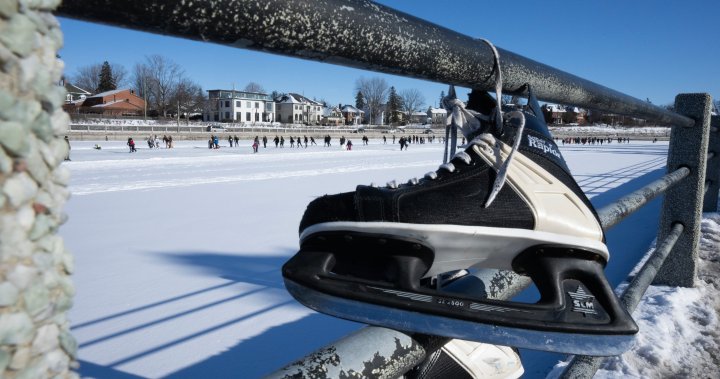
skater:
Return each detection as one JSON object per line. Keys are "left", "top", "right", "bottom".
{"left": 252, "top": 139, "right": 259, "bottom": 153}
{"left": 346, "top": 139, "right": 352, "bottom": 150}
{"left": 280, "top": 136, "right": 285, "bottom": 148}
{"left": 234, "top": 135, "right": 239, "bottom": 147}
{"left": 383, "top": 135, "right": 387, "bottom": 144}
{"left": 127, "top": 138, "right": 136, "bottom": 153}
{"left": 64, "top": 136, "right": 71, "bottom": 161}
{"left": 274, "top": 135, "right": 280, "bottom": 148}
{"left": 213, "top": 135, "right": 219, "bottom": 149}
{"left": 310, "top": 136, "right": 317, "bottom": 146}
{"left": 208, "top": 137, "right": 213, "bottom": 149}
{"left": 304, "top": 136, "right": 308, "bottom": 148}
{"left": 282, "top": 39, "right": 637, "bottom": 357}
{"left": 168, "top": 136, "right": 174, "bottom": 148}
{"left": 362, "top": 135, "right": 369, "bottom": 145}
{"left": 290, "top": 136, "right": 295, "bottom": 148}
{"left": 228, "top": 136, "right": 234, "bottom": 147}
{"left": 263, "top": 135, "right": 268, "bottom": 148}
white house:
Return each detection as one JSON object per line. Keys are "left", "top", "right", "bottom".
{"left": 362, "top": 104, "right": 385, "bottom": 125}
{"left": 204, "top": 89, "right": 275, "bottom": 123}
{"left": 275, "top": 93, "right": 323, "bottom": 125}
{"left": 427, "top": 107, "right": 447, "bottom": 125}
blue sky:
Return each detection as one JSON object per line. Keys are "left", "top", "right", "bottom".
{"left": 58, "top": 0, "right": 719, "bottom": 109}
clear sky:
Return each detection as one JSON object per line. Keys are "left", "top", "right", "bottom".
{"left": 58, "top": 0, "right": 719, "bottom": 109}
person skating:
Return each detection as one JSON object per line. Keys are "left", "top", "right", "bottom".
{"left": 127, "top": 138, "right": 136, "bottom": 153}
{"left": 282, "top": 41, "right": 637, "bottom": 357}
{"left": 274, "top": 135, "right": 280, "bottom": 148}
{"left": 234, "top": 135, "right": 240, "bottom": 147}
{"left": 64, "top": 136, "right": 71, "bottom": 161}
{"left": 228, "top": 136, "right": 234, "bottom": 147}
{"left": 263, "top": 135, "right": 268, "bottom": 148}
{"left": 345, "top": 139, "right": 352, "bottom": 150}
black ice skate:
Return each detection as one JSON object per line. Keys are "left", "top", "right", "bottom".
{"left": 283, "top": 42, "right": 638, "bottom": 356}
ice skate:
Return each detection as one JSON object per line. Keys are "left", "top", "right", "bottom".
{"left": 283, "top": 41, "right": 637, "bottom": 356}
{"left": 406, "top": 338, "right": 524, "bottom": 379}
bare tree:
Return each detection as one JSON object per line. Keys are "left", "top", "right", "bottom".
{"left": 399, "top": 88, "right": 425, "bottom": 121}
{"left": 244, "top": 82, "right": 265, "bottom": 93}
{"left": 71, "top": 62, "right": 128, "bottom": 93}
{"left": 172, "top": 78, "right": 204, "bottom": 124}
{"left": 356, "top": 76, "right": 389, "bottom": 125}
{"left": 71, "top": 64, "right": 101, "bottom": 93}
{"left": 134, "top": 55, "right": 184, "bottom": 117}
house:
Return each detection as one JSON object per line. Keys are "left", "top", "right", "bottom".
{"left": 542, "top": 104, "right": 566, "bottom": 125}
{"left": 60, "top": 80, "right": 92, "bottom": 114}
{"left": 275, "top": 93, "right": 323, "bottom": 124}
{"left": 341, "top": 105, "right": 364, "bottom": 125}
{"left": 204, "top": 89, "right": 275, "bottom": 122}
{"left": 409, "top": 111, "right": 428, "bottom": 124}
{"left": 321, "top": 106, "right": 343, "bottom": 126}
{"left": 79, "top": 89, "right": 145, "bottom": 116}
{"left": 427, "top": 108, "right": 447, "bottom": 125}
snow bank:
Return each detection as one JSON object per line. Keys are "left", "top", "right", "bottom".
{"left": 548, "top": 213, "right": 720, "bottom": 378}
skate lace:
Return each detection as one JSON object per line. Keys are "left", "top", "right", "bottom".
{"left": 376, "top": 39, "right": 525, "bottom": 208}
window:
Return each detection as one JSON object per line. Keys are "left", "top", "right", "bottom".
{"left": 255, "top": 112, "right": 260, "bottom": 121}
{"left": 225, "top": 101, "right": 230, "bottom": 107}
{"left": 247, "top": 101, "right": 251, "bottom": 108}
{"left": 224, "top": 112, "right": 230, "bottom": 119}
{"left": 236, "top": 101, "right": 241, "bottom": 107}
{"left": 288, "top": 115, "right": 292, "bottom": 122}
{"left": 255, "top": 102, "right": 259, "bottom": 108}
{"left": 236, "top": 112, "right": 242, "bottom": 120}
{"left": 214, "top": 114, "right": 219, "bottom": 121}
{"left": 246, "top": 112, "right": 251, "bottom": 121}
{"left": 266, "top": 103, "right": 273, "bottom": 111}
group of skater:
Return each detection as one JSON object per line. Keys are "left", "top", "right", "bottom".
{"left": 120, "top": 133, "right": 446, "bottom": 154}
{"left": 558, "top": 136, "right": 632, "bottom": 145}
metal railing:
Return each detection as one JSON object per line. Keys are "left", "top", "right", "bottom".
{"left": 55, "top": 1, "right": 718, "bottom": 378}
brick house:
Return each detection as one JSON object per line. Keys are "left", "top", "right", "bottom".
{"left": 79, "top": 89, "right": 145, "bottom": 116}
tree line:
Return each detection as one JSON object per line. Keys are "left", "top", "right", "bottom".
{"left": 70, "top": 55, "right": 205, "bottom": 118}
{"left": 354, "top": 77, "right": 427, "bottom": 125}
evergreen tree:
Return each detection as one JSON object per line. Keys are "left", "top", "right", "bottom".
{"left": 439, "top": 90, "right": 445, "bottom": 107}
{"left": 387, "top": 86, "right": 402, "bottom": 124}
{"left": 96, "top": 61, "right": 116, "bottom": 93}
{"left": 355, "top": 91, "right": 365, "bottom": 110}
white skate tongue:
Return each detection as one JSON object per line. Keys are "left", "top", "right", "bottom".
{"left": 441, "top": 39, "right": 526, "bottom": 208}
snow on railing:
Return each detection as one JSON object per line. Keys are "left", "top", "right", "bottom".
{"left": 54, "top": 1, "right": 717, "bottom": 378}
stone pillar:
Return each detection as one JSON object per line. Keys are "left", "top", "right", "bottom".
{"left": 0, "top": 0, "right": 78, "bottom": 378}
{"left": 704, "top": 115, "right": 719, "bottom": 212}
{"left": 654, "top": 94, "right": 713, "bottom": 287}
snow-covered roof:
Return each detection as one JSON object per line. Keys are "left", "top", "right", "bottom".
{"left": 412, "top": 111, "right": 427, "bottom": 117}
{"left": 428, "top": 108, "right": 447, "bottom": 114}
{"left": 342, "top": 105, "right": 364, "bottom": 113}
{"left": 287, "top": 93, "right": 322, "bottom": 105}
{"left": 88, "top": 89, "right": 132, "bottom": 99}
{"left": 277, "top": 94, "right": 301, "bottom": 104}
{"left": 545, "top": 104, "right": 566, "bottom": 113}
{"left": 65, "top": 82, "right": 91, "bottom": 95}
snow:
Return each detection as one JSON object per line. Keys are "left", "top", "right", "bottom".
{"left": 60, "top": 139, "right": 719, "bottom": 378}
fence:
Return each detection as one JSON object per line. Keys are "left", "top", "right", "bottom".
{"left": 55, "top": 1, "right": 717, "bottom": 378}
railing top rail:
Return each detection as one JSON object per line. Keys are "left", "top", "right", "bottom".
{"left": 57, "top": 0, "right": 694, "bottom": 127}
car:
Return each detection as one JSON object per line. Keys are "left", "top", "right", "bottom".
{"left": 206, "top": 125, "right": 225, "bottom": 132}
{"left": 423, "top": 129, "right": 434, "bottom": 134}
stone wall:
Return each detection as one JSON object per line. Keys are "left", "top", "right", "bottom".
{"left": 0, "top": 0, "right": 77, "bottom": 378}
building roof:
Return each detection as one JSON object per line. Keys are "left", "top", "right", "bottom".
{"left": 287, "top": 93, "right": 323, "bottom": 105}
{"left": 87, "top": 89, "right": 129, "bottom": 98}
{"left": 341, "top": 105, "right": 364, "bottom": 113}
{"left": 64, "top": 82, "right": 91, "bottom": 95}
{"left": 428, "top": 108, "right": 447, "bottom": 114}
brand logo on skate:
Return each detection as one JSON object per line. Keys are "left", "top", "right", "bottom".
{"left": 567, "top": 286, "right": 597, "bottom": 315}
{"left": 527, "top": 135, "right": 561, "bottom": 158}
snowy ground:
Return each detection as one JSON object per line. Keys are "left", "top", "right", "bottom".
{"left": 59, "top": 138, "right": 719, "bottom": 378}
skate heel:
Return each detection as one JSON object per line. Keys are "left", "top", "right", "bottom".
{"left": 512, "top": 246, "right": 637, "bottom": 335}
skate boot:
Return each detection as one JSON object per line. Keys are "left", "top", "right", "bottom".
{"left": 283, "top": 42, "right": 637, "bottom": 356}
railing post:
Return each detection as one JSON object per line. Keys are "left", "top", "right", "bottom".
{"left": 653, "top": 93, "right": 712, "bottom": 287}
{"left": 704, "top": 115, "right": 720, "bottom": 211}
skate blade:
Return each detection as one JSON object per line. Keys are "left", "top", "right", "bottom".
{"left": 285, "top": 278, "right": 635, "bottom": 356}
